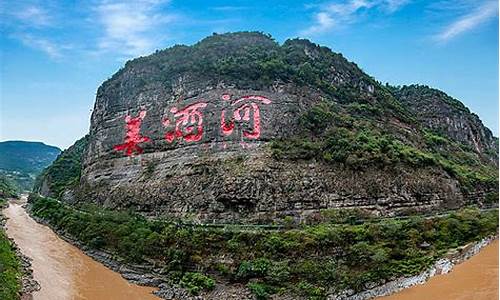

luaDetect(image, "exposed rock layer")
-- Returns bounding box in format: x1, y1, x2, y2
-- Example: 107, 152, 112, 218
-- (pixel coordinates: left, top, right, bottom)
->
39, 32, 498, 222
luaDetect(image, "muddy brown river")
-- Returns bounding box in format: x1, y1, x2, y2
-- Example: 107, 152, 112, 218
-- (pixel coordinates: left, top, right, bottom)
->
3, 196, 498, 300
3, 197, 159, 300
379, 239, 499, 300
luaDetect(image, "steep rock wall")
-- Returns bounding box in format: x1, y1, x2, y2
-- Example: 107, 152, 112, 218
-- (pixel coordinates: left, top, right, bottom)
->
80, 84, 466, 222
70, 33, 497, 222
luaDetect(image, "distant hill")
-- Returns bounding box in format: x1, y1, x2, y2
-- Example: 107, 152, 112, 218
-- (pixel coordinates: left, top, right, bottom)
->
0, 141, 61, 191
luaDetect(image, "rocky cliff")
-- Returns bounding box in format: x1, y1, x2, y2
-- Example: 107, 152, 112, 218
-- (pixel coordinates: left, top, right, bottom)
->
394, 85, 498, 159
39, 32, 498, 223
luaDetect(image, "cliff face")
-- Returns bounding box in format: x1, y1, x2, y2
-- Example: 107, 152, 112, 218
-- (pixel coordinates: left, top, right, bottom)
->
47, 32, 496, 223
394, 85, 498, 158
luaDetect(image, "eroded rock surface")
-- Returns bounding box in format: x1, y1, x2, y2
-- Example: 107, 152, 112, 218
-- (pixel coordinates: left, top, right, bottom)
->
37, 32, 497, 222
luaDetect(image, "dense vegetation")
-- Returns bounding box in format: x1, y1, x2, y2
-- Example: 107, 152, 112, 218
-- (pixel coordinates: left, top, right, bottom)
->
33, 136, 88, 198
271, 101, 498, 191
0, 141, 60, 191
115, 32, 364, 90
0, 227, 21, 300
30, 194, 498, 299
0, 141, 60, 174
0, 198, 22, 300
0, 176, 18, 199
106, 32, 410, 123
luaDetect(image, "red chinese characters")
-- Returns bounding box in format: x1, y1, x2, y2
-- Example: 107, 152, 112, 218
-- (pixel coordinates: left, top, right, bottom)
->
114, 94, 272, 156
113, 110, 151, 156
163, 102, 208, 143
220, 95, 272, 139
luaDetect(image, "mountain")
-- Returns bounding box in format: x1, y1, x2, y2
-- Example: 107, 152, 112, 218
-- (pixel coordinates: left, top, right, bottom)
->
0, 141, 61, 191
33, 136, 88, 199
36, 32, 498, 222
392, 84, 498, 158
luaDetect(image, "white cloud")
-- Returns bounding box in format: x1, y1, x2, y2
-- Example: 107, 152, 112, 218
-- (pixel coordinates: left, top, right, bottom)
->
326, 0, 374, 16
300, 0, 410, 36
16, 34, 64, 58
95, 0, 176, 57
14, 6, 52, 27
383, 0, 410, 13
434, 1, 498, 42
301, 12, 336, 35
4, 1, 177, 60
4, 4, 68, 59
212, 6, 249, 12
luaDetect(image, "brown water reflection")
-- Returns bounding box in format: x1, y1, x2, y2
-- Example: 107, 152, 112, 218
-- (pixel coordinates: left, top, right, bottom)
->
379, 239, 499, 300
4, 197, 159, 300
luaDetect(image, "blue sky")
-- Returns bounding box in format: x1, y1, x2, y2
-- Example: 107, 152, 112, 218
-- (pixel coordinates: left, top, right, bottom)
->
1, 0, 498, 149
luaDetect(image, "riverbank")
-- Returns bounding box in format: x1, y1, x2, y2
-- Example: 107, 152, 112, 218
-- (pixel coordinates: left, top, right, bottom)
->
3, 197, 160, 300
380, 239, 498, 300
26, 194, 499, 300
26, 209, 232, 300
331, 235, 498, 299
0, 198, 39, 300
74, 232, 500, 300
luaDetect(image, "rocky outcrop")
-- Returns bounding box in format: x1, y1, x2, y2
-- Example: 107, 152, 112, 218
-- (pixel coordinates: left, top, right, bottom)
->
80, 149, 466, 222
13, 243, 41, 300
37, 32, 497, 222
394, 85, 498, 158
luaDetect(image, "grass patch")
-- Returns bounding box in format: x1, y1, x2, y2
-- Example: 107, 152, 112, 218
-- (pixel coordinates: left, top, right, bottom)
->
0, 200, 22, 300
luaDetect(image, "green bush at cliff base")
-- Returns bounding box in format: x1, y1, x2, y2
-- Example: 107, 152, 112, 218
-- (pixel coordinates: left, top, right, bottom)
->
0, 213, 22, 300
247, 282, 277, 300
180, 272, 215, 295
29, 194, 498, 299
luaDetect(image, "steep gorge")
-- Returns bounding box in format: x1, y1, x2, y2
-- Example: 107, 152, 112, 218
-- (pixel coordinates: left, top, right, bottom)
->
35, 32, 498, 223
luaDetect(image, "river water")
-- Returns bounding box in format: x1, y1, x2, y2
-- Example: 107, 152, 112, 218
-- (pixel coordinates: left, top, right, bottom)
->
3, 197, 498, 300
3, 197, 159, 300
379, 239, 498, 300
